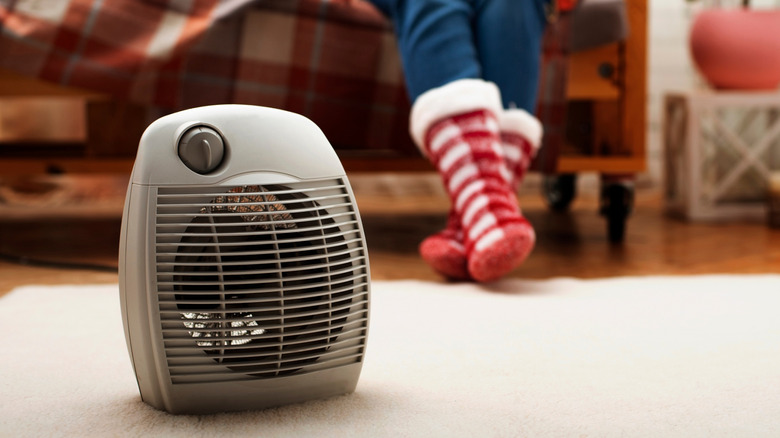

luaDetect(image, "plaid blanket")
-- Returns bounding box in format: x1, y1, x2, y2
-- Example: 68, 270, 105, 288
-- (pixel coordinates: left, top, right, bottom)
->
0, 0, 565, 164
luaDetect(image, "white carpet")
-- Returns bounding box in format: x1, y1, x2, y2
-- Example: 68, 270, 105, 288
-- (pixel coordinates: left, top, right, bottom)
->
2, 276, 780, 437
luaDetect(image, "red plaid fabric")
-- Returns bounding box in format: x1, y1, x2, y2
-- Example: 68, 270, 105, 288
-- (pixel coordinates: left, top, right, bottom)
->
0, 0, 414, 153
0, 0, 564, 156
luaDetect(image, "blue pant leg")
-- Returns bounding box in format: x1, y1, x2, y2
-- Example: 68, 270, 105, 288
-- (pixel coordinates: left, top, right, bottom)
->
364, 0, 482, 103
473, 0, 548, 111
365, 0, 547, 109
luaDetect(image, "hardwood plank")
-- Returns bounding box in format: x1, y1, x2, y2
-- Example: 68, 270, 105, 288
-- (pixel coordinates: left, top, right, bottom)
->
0, 158, 134, 175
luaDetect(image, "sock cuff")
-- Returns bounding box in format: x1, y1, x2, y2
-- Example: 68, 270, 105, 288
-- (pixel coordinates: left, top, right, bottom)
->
410, 79, 503, 154
499, 109, 543, 153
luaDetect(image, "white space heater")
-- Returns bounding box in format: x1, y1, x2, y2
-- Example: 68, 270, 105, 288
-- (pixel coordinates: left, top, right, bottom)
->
119, 105, 370, 414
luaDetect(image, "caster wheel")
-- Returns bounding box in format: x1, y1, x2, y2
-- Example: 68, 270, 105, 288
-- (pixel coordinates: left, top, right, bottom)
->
599, 182, 634, 243
542, 173, 577, 212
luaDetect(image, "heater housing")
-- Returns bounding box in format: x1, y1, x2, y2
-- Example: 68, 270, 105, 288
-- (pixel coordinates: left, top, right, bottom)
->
119, 105, 370, 414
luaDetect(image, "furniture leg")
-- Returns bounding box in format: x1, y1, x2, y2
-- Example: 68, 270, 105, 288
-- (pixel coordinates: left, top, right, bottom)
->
542, 173, 577, 212
599, 173, 634, 243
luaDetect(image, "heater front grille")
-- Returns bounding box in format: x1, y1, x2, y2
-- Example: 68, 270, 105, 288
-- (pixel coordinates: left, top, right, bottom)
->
154, 179, 369, 384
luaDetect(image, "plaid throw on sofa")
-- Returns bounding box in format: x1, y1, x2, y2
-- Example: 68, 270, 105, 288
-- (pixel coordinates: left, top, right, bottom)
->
0, 0, 566, 163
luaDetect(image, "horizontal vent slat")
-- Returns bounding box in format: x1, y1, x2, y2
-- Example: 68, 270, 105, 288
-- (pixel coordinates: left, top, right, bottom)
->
159, 280, 367, 305
160, 295, 368, 325
160, 295, 364, 319
158, 228, 360, 249
154, 237, 364, 259
157, 262, 354, 279
156, 261, 364, 286
155, 211, 356, 229
156, 184, 347, 199
156, 192, 350, 209
167, 348, 365, 377
165, 328, 367, 360
161, 308, 367, 336
166, 344, 366, 373
157, 246, 363, 269
156, 220, 359, 239
157, 280, 365, 296
169, 353, 364, 384
167, 343, 365, 375
157, 257, 361, 279
161, 297, 366, 324
161, 290, 366, 316
163, 317, 368, 348
157, 274, 368, 296
155, 202, 354, 219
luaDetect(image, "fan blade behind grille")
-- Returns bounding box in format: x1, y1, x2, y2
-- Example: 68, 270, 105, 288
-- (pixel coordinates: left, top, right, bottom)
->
154, 180, 369, 383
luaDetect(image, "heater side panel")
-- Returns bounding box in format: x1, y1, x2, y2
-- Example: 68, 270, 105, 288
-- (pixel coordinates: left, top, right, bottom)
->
120, 184, 174, 412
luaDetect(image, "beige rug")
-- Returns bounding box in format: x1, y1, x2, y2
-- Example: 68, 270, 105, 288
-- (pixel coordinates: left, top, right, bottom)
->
2, 276, 780, 437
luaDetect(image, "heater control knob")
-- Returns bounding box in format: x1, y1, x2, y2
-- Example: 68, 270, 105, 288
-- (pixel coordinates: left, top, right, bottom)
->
177, 126, 225, 174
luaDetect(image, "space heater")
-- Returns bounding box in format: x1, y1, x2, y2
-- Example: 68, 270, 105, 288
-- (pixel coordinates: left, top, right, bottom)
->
119, 105, 370, 414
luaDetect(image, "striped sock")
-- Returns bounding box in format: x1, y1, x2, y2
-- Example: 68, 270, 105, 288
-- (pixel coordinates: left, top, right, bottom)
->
418, 208, 469, 280
423, 108, 531, 281
500, 111, 542, 190
418, 107, 542, 281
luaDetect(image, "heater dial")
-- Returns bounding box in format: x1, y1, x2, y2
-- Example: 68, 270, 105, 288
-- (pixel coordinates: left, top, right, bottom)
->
178, 126, 225, 174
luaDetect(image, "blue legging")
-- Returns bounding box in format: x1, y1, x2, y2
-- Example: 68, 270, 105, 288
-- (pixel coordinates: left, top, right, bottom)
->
366, 0, 548, 112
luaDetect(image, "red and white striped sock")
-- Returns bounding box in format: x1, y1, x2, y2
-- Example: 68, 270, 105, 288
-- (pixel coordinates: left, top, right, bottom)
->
418, 106, 542, 281
412, 80, 535, 282
499, 109, 543, 190
418, 208, 469, 280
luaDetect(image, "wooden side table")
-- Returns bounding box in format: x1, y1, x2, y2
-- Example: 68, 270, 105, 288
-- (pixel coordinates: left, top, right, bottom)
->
664, 90, 780, 221
542, 0, 647, 242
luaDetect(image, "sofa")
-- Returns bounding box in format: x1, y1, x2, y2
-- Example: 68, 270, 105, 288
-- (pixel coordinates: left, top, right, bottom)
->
0, 0, 646, 238
0, 0, 590, 169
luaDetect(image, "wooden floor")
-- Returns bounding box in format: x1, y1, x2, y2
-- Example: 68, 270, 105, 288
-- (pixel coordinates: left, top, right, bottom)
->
1, 174, 779, 297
